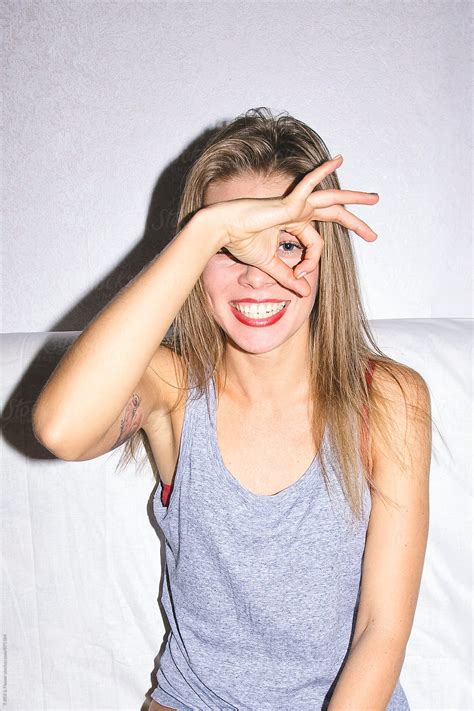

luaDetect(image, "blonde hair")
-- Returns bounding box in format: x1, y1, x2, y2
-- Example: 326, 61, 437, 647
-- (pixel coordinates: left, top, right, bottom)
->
118, 106, 435, 522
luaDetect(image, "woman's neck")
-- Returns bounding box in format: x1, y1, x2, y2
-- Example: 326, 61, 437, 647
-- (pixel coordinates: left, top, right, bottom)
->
219, 335, 313, 406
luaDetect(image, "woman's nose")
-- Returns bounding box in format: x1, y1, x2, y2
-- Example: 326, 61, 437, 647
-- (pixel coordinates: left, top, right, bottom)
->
238, 263, 277, 289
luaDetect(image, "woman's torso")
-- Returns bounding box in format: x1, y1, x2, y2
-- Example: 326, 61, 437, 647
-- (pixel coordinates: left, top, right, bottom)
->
145, 354, 409, 709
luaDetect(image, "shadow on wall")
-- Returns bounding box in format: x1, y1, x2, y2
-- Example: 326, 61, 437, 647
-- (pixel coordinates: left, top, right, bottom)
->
1, 122, 223, 461
58, 125, 220, 332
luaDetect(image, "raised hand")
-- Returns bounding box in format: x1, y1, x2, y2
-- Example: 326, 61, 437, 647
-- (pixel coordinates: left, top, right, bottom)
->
203, 155, 379, 296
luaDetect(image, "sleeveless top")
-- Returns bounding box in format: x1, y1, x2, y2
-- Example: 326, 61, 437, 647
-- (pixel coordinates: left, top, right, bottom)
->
151, 365, 410, 710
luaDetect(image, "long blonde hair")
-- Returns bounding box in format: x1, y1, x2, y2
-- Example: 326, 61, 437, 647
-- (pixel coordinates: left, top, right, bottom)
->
118, 106, 434, 523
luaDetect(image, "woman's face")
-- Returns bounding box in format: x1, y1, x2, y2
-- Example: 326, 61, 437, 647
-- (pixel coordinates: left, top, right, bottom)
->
201, 172, 320, 355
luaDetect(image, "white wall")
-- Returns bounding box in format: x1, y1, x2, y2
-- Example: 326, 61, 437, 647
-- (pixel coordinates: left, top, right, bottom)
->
2, 0, 471, 333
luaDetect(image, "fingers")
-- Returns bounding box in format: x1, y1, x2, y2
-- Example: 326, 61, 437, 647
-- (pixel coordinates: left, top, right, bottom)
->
314, 204, 378, 241
307, 189, 379, 208
255, 223, 324, 295
289, 156, 343, 203
260, 254, 312, 297
292, 222, 324, 279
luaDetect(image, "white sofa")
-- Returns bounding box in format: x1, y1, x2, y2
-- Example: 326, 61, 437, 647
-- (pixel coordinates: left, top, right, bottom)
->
1, 319, 472, 710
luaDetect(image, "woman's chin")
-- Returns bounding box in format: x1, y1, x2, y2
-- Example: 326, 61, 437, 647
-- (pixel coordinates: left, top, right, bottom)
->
221, 324, 302, 355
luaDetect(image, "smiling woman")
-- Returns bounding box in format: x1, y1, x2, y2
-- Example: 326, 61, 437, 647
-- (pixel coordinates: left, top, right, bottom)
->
137, 109, 428, 709
32, 107, 431, 710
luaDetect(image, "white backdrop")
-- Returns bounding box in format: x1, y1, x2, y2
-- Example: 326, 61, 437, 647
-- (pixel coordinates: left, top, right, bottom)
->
2, 0, 471, 333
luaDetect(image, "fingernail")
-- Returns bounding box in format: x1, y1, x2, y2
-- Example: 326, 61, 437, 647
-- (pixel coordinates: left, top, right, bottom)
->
296, 271, 307, 279
370, 192, 379, 196
331, 154, 342, 161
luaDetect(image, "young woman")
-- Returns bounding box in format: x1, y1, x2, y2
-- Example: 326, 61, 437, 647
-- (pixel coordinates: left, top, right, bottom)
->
33, 108, 432, 710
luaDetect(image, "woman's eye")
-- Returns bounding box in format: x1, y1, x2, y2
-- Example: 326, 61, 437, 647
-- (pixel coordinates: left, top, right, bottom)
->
279, 241, 303, 253
278, 239, 305, 265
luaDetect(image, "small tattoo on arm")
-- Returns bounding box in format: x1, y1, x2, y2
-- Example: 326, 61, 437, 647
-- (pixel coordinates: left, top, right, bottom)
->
111, 392, 143, 449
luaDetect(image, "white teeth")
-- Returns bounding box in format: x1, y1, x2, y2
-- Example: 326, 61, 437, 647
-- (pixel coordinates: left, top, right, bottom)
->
232, 302, 287, 318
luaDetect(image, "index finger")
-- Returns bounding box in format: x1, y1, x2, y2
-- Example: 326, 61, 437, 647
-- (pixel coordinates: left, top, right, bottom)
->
289, 156, 343, 203
258, 253, 311, 298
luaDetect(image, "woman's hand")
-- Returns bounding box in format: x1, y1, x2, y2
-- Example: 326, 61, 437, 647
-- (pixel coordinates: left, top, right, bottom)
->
203, 155, 379, 296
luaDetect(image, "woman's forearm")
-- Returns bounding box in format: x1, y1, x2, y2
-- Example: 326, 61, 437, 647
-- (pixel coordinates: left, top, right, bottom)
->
327, 625, 406, 710
32, 207, 226, 458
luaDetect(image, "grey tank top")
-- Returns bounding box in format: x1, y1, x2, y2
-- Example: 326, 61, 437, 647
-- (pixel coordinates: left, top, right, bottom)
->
151, 375, 410, 710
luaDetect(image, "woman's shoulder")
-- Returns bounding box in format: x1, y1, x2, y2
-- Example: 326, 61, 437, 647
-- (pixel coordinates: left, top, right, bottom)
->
369, 357, 430, 399
368, 357, 432, 479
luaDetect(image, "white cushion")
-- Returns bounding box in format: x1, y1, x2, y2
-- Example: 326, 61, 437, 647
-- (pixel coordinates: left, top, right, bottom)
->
1, 320, 472, 709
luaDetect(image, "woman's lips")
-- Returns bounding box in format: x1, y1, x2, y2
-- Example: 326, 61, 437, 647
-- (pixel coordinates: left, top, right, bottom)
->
229, 303, 289, 327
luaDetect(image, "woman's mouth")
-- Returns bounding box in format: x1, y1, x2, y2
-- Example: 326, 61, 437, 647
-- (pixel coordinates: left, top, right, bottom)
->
229, 301, 289, 327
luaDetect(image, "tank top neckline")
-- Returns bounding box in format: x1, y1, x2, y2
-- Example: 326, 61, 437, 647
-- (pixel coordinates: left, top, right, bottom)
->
207, 374, 329, 508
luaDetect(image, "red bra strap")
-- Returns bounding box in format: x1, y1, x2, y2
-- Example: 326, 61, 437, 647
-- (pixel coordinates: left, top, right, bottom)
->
161, 482, 173, 506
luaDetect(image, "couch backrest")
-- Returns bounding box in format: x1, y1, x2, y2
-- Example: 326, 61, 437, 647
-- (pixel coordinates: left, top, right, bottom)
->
1, 319, 472, 708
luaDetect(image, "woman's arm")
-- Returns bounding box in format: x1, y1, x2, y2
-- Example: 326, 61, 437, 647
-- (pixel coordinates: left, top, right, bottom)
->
328, 367, 432, 710
32, 209, 227, 460
32, 157, 377, 461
